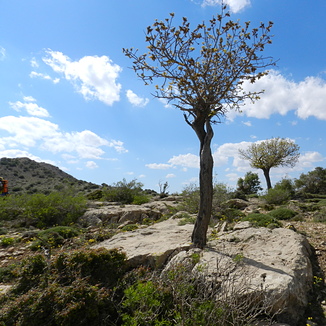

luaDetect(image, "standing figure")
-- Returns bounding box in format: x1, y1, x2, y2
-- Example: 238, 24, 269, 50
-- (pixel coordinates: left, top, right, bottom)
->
0, 177, 8, 196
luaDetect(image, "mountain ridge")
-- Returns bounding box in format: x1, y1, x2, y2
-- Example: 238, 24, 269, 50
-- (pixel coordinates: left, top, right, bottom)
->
0, 157, 99, 195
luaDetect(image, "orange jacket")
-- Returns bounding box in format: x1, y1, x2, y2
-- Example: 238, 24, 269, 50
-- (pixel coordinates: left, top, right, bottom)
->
1, 180, 8, 194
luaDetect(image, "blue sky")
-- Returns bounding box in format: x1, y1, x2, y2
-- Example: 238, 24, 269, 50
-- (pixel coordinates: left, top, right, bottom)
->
0, 0, 325, 193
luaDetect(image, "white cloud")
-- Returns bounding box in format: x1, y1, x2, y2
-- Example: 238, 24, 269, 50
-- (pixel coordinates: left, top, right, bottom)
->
168, 153, 199, 168
239, 70, 326, 121
200, 0, 251, 13
0, 116, 127, 159
108, 140, 128, 153
86, 161, 98, 169
126, 90, 149, 107
9, 100, 50, 118
30, 57, 39, 68
166, 173, 176, 178
43, 49, 122, 106
0, 149, 43, 162
30, 71, 60, 84
0, 47, 6, 61
23, 96, 36, 102
146, 163, 173, 170
242, 121, 252, 127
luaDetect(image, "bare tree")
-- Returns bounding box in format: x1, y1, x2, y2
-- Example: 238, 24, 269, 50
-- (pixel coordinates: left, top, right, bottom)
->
239, 137, 300, 189
123, 6, 275, 248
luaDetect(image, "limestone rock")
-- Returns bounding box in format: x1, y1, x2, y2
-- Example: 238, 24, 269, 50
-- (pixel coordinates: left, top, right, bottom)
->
78, 201, 173, 227
93, 218, 312, 325
92, 218, 194, 268
165, 227, 313, 325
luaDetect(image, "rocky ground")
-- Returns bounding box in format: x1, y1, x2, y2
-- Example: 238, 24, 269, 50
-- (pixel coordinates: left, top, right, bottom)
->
0, 196, 325, 325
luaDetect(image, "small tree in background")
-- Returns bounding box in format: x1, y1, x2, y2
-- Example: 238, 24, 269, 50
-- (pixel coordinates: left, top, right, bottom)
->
237, 171, 262, 195
124, 6, 275, 248
295, 167, 326, 195
239, 138, 300, 190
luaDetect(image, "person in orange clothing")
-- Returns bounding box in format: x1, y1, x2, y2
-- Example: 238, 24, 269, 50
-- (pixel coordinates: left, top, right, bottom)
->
0, 177, 8, 196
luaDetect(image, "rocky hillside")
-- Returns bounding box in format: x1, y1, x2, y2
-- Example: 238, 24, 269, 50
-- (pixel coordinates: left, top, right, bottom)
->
0, 157, 100, 195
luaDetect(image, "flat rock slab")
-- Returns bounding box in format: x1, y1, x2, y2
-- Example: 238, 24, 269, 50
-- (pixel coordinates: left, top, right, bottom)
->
92, 218, 194, 267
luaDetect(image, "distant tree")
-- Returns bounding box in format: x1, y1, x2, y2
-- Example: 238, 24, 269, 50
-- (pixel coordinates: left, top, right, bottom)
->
295, 167, 326, 195
237, 171, 262, 195
238, 138, 300, 190
124, 7, 275, 248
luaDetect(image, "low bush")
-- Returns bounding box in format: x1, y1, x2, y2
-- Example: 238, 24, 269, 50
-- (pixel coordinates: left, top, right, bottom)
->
0, 248, 127, 326
30, 226, 81, 251
268, 207, 297, 220
242, 213, 282, 228
101, 179, 145, 204
262, 188, 291, 205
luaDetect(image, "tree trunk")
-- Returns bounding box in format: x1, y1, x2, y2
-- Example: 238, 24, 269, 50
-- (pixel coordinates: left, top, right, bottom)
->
263, 168, 272, 190
191, 120, 214, 248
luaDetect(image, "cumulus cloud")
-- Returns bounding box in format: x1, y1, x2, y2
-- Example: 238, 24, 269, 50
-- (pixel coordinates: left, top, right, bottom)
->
239, 70, 326, 121
9, 100, 50, 118
126, 90, 149, 107
86, 161, 98, 169
200, 0, 251, 13
0, 116, 127, 159
168, 153, 199, 168
43, 49, 122, 106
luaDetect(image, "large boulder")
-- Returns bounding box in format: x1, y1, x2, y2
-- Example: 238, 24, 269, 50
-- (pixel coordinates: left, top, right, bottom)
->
93, 220, 313, 325
78, 201, 173, 227
92, 217, 194, 267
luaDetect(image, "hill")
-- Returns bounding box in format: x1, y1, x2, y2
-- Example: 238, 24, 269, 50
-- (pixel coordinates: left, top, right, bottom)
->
0, 157, 100, 195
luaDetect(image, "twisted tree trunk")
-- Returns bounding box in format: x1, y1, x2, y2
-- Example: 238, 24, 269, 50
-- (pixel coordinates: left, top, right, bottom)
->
191, 119, 214, 248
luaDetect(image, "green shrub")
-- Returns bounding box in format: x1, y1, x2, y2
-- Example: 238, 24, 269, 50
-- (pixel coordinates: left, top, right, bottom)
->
13, 254, 48, 294
0, 263, 19, 283
132, 194, 150, 205
0, 249, 127, 326
262, 188, 291, 205
54, 248, 126, 288
179, 183, 200, 214
312, 210, 326, 223
101, 179, 144, 204
26, 192, 87, 227
242, 213, 282, 228
30, 226, 80, 250
268, 207, 297, 220
0, 236, 15, 247
121, 224, 139, 232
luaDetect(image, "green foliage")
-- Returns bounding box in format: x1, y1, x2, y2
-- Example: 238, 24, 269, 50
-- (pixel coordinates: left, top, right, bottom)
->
179, 183, 200, 214
122, 281, 173, 326
14, 254, 48, 294
177, 216, 196, 226
268, 207, 297, 220
262, 187, 291, 205
24, 192, 87, 227
295, 167, 326, 195
0, 263, 19, 283
239, 138, 300, 189
0, 192, 86, 227
101, 179, 145, 204
121, 224, 139, 232
132, 194, 150, 205
121, 262, 274, 326
274, 178, 295, 198
30, 226, 80, 250
0, 249, 127, 326
237, 172, 262, 195
242, 213, 282, 228
0, 236, 15, 247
